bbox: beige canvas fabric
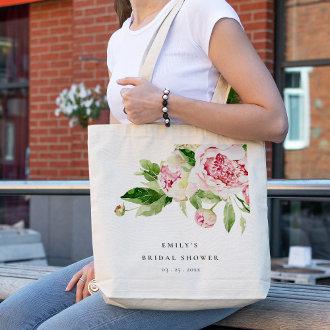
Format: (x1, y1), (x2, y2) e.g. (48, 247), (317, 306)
(88, 0), (270, 311)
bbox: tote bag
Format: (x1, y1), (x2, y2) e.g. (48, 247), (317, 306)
(88, 0), (271, 311)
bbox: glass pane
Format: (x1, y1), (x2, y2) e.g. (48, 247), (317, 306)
(287, 94), (301, 141)
(278, 200), (330, 261)
(284, 66), (330, 178)
(285, 0), (330, 61)
(285, 71), (301, 88)
(0, 6), (29, 180)
(0, 87), (29, 179)
(0, 6), (29, 84)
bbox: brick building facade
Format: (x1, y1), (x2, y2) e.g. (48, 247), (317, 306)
(284, 0), (330, 178)
(26, 0), (275, 179)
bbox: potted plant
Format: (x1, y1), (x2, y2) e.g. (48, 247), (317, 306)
(54, 83), (108, 128)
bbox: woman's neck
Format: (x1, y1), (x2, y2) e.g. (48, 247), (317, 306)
(129, 0), (171, 28)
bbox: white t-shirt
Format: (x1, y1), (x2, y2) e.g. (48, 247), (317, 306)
(106, 0), (244, 124)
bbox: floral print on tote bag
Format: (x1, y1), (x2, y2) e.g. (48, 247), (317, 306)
(114, 144), (250, 233)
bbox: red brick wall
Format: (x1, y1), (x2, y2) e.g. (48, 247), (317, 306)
(29, 0), (275, 179)
(29, 0), (117, 178)
(29, 0), (74, 178)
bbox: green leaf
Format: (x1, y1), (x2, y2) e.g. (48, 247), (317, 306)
(141, 181), (164, 194)
(189, 192), (202, 209)
(240, 216), (246, 234)
(242, 144), (247, 152)
(142, 170), (157, 181)
(138, 160), (160, 181)
(139, 159), (151, 170)
(178, 149), (196, 167)
(134, 171), (144, 176)
(179, 201), (188, 217)
(223, 201), (235, 233)
(139, 159), (160, 174)
(135, 195), (169, 217)
(121, 188), (163, 205)
(235, 195), (250, 213)
(165, 196), (173, 206)
(196, 190), (221, 203)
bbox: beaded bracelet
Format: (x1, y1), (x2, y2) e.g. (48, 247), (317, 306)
(162, 88), (171, 127)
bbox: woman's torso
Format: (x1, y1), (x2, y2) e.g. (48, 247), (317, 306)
(106, 0), (243, 125)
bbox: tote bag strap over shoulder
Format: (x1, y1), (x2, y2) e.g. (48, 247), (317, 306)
(138, 0), (231, 104)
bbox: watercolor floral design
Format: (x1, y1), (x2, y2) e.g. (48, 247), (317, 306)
(114, 144), (250, 234)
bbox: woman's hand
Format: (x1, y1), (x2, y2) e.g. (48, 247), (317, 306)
(65, 260), (95, 303)
(117, 77), (164, 124)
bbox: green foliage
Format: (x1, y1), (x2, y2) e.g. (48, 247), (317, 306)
(223, 201), (235, 233)
(136, 195), (171, 217)
(121, 188), (163, 205)
(180, 201), (188, 217)
(189, 190), (221, 209)
(178, 149), (196, 167)
(136, 160), (160, 181)
(240, 215), (246, 234)
(226, 87), (240, 104)
(235, 195), (250, 213)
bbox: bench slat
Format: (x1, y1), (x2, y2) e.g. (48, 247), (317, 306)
(270, 282), (330, 292)
(1, 265), (329, 329)
(217, 284), (330, 329)
(0, 265), (60, 300)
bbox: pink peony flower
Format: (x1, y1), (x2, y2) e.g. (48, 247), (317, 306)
(195, 208), (217, 228)
(157, 150), (194, 202)
(187, 144), (248, 198)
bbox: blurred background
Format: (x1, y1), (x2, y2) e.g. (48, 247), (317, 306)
(0, 0), (329, 287)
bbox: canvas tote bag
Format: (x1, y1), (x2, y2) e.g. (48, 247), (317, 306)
(88, 0), (271, 311)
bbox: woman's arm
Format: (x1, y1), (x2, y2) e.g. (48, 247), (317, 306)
(117, 18), (288, 143)
(169, 18), (288, 143)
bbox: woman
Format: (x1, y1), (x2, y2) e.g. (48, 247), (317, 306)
(0, 0), (288, 329)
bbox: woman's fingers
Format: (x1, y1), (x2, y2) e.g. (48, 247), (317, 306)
(82, 273), (93, 299)
(75, 277), (86, 303)
(82, 263), (95, 299)
(65, 269), (83, 291)
(65, 262), (95, 303)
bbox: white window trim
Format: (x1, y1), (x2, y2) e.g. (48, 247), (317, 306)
(284, 66), (313, 150)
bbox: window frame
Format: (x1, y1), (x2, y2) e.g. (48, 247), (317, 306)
(283, 66), (313, 150)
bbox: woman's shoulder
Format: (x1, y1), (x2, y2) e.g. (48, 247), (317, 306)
(180, 0), (244, 56)
(182, 0), (240, 17)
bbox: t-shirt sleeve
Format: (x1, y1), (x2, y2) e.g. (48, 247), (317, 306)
(187, 0), (245, 56)
(107, 31), (118, 73)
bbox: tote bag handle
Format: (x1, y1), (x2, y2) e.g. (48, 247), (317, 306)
(138, 0), (231, 105)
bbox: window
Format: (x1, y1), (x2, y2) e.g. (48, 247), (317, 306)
(283, 67), (313, 150)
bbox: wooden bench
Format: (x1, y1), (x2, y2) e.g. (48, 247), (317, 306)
(1, 265), (330, 329)
(0, 264), (60, 301)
